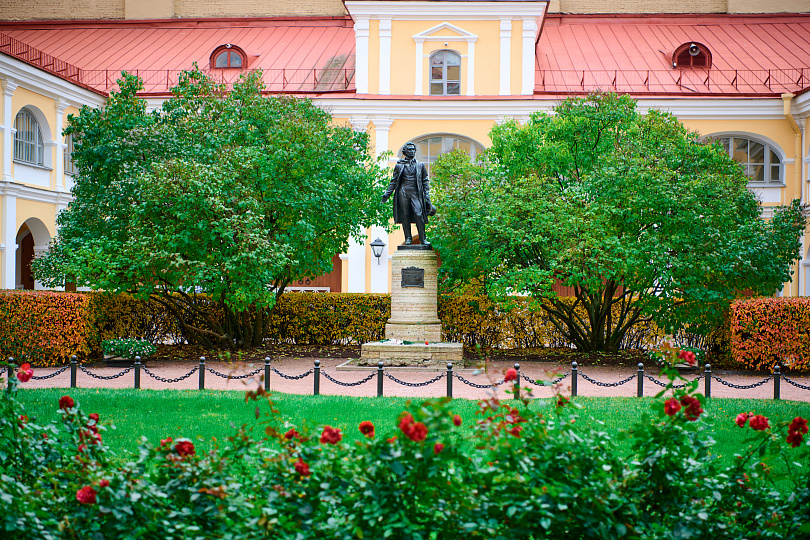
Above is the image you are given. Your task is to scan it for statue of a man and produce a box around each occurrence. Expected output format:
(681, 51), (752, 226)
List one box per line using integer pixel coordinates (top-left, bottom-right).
(382, 142), (436, 246)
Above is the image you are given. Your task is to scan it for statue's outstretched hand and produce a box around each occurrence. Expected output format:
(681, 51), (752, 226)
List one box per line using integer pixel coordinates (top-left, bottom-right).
(381, 193), (390, 203)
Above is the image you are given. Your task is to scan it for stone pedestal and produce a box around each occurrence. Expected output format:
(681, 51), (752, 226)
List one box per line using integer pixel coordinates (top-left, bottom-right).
(360, 245), (463, 367)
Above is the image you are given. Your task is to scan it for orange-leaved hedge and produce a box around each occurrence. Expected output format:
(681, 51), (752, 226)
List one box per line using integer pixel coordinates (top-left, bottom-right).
(730, 297), (810, 371)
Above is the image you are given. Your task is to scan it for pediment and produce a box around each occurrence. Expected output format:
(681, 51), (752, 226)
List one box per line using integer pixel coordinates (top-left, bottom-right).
(413, 22), (478, 43)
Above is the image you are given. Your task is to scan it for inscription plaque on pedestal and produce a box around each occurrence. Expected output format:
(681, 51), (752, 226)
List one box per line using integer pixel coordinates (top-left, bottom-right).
(401, 266), (425, 288)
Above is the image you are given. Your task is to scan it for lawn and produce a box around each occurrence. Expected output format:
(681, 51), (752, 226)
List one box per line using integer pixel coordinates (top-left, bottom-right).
(16, 388), (810, 471)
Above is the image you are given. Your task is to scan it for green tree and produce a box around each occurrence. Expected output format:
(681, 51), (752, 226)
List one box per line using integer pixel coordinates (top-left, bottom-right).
(430, 93), (805, 352)
(35, 69), (388, 348)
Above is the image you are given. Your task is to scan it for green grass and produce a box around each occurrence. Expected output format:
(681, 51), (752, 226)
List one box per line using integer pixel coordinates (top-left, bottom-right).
(15, 388), (810, 470)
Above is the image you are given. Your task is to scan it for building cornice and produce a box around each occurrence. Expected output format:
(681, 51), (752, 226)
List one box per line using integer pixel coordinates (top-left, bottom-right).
(345, 1), (548, 20)
(0, 54), (106, 108)
(0, 181), (73, 205)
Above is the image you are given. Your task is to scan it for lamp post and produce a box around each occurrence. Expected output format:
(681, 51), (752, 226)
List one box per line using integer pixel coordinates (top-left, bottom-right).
(370, 237), (386, 265)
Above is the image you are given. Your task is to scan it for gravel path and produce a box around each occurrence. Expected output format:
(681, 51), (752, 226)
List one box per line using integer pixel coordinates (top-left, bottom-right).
(18, 358), (810, 402)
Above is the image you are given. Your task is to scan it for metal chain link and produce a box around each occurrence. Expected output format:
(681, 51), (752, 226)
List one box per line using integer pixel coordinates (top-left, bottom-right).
(782, 375), (810, 391)
(270, 367), (313, 380)
(206, 366), (263, 380)
(30, 365), (71, 380)
(321, 371), (376, 387)
(385, 371), (445, 387)
(520, 371), (570, 386)
(142, 365), (199, 384)
(645, 373), (703, 389)
(0, 367), (6, 376)
(712, 375), (771, 390)
(78, 365), (132, 380)
(453, 372), (504, 389)
(579, 370), (637, 387)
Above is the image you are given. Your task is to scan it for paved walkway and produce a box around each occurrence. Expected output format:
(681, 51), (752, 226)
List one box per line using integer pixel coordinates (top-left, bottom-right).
(17, 357), (810, 402)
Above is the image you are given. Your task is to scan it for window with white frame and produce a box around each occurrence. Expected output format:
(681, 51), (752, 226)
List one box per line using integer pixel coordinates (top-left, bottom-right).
(714, 135), (783, 184)
(14, 108), (44, 166)
(407, 134), (484, 175)
(429, 50), (461, 96)
(64, 132), (78, 175)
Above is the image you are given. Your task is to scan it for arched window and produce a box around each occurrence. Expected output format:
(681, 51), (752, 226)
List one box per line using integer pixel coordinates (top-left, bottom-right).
(407, 134), (484, 175)
(14, 108), (44, 166)
(210, 44), (245, 69)
(672, 42), (712, 69)
(64, 132), (77, 175)
(429, 50), (461, 96)
(713, 135), (783, 184)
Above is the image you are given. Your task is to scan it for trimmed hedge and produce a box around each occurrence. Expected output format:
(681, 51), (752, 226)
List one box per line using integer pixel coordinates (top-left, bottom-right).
(731, 297), (810, 371)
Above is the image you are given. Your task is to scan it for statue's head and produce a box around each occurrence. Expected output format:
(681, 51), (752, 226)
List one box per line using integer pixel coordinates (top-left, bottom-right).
(401, 142), (416, 160)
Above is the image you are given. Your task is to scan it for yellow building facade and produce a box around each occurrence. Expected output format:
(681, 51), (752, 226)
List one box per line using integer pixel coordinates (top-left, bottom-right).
(1, 0), (810, 296)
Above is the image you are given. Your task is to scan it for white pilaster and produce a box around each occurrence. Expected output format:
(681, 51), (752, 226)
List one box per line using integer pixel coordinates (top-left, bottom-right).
(346, 232), (367, 293)
(2, 192), (16, 289)
(499, 18), (512, 96)
(521, 18), (538, 96)
(354, 18), (370, 94)
(350, 116), (369, 132)
(55, 99), (69, 191)
(33, 246), (47, 290)
(378, 18), (392, 95)
(466, 41), (476, 96)
(373, 117), (394, 159)
(2, 79), (18, 183)
(369, 225), (389, 293)
(414, 40), (424, 96)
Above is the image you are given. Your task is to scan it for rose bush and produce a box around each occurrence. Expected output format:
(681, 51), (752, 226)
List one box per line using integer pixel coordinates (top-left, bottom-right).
(1, 359), (809, 539)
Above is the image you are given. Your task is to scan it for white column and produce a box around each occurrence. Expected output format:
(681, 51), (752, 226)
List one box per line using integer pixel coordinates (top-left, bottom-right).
(2, 78), (18, 183)
(499, 18), (512, 96)
(466, 41), (476, 96)
(55, 99), (68, 191)
(369, 225), (389, 293)
(378, 18), (392, 95)
(521, 18), (538, 95)
(373, 117), (393, 159)
(345, 232), (367, 293)
(2, 192), (16, 289)
(414, 39), (424, 96)
(354, 18), (370, 94)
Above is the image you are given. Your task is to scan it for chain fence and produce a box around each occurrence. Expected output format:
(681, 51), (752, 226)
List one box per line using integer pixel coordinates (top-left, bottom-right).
(783, 375), (810, 391)
(270, 367), (313, 380)
(30, 365), (70, 380)
(206, 366), (262, 380)
(385, 371), (445, 387)
(454, 372), (505, 389)
(78, 365), (132, 380)
(143, 366), (199, 384)
(645, 373), (703, 389)
(321, 371), (376, 387)
(712, 375), (772, 390)
(580, 371), (637, 387)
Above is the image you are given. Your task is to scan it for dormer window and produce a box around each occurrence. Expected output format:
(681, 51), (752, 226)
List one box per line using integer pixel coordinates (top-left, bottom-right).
(210, 44), (245, 69)
(672, 42), (711, 69)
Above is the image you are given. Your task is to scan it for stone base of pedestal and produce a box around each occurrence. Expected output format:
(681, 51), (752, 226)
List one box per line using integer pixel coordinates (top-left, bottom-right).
(384, 322), (442, 342)
(359, 341), (463, 367)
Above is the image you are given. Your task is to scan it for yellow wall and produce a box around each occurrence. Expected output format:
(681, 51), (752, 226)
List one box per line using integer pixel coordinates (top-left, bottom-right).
(11, 88), (57, 189)
(386, 118), (492, 154)
(16, 199), (56, 238)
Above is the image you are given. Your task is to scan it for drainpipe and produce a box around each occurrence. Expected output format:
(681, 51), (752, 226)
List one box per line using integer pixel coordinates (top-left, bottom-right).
(782, 93), (803, 296)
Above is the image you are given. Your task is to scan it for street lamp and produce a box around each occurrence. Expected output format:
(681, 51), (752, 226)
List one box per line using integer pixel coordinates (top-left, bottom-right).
(370, 237), (387, 265)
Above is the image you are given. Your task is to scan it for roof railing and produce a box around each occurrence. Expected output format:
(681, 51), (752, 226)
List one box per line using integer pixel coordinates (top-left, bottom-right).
(0, 32), (83, 85)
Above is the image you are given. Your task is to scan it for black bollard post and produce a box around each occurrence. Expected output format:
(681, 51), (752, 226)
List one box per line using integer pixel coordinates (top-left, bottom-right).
(773, 364), (781, 400)
(704, 364), (712, 399)
(134, 356), (141, 389)
(199, 357), (206, 390)
(264, 357), (271, 393)
(571, 361), (578, 397)
(70, 356), (77, 388)
(514, 363), (521, 401)
(314, 360), (321, 396)
(446, 363), (453, 398)
(377, 361), (384, 397)
(637, 363), (644, 397)
(6, 358), (13, 392)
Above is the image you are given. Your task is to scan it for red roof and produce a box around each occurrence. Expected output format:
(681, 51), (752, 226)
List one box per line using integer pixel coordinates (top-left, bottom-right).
(537, 14), (810, 96)
(0, 17), (356, 95)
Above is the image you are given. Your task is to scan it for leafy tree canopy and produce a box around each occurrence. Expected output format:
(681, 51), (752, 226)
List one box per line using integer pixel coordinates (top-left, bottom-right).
(35, 69), (388, 348)
(430, 93), (805, 352)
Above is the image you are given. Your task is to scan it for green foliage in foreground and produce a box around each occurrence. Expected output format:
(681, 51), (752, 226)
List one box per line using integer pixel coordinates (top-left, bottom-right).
(3, 368), (810, 540)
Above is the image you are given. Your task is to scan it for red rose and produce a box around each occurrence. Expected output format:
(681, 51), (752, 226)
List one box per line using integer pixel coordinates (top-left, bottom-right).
(556, 396), (570, 408)
(76, 486), (97, 504)
(358, 421), (375, 438)
(174, 440), (196, 457)
(749, 415), (769, 431)
(17, 415), (28, 429)
(89, 413), (100, 422)
(504, 369), (518, 383)
(16, 363), (33, 383)
(679, 396), (703, 421)
(294, 458), (311, 477)
(787, 431), (804, 448)
(664, 398), (681, 417)
(452, 414), (462, 427)
(386, 436), (397, 444)
(98, 479), (110, 488)
(509, 425), (522, 437)
(735, 412), (751, 428)
(433, 442), (445, 455)
(59, 395), (75, 410)
(789, 417), (809, 435)
(160, 437), (173, 447)
(398, 413), (415, 434)
(78, 444), (87, 454)
(284, 428), (299, 440)
(407, 422), (428, 442)
(677, 350), (697, 367)
(319, 426), (342, 445)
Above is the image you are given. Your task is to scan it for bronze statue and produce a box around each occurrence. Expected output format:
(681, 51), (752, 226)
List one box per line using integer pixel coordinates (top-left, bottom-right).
(382, 142), (436, 245)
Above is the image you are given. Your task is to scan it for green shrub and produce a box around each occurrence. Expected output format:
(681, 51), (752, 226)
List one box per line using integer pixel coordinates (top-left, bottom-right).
(731, 298), (810, 371)
(101, 338), (156, 359)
